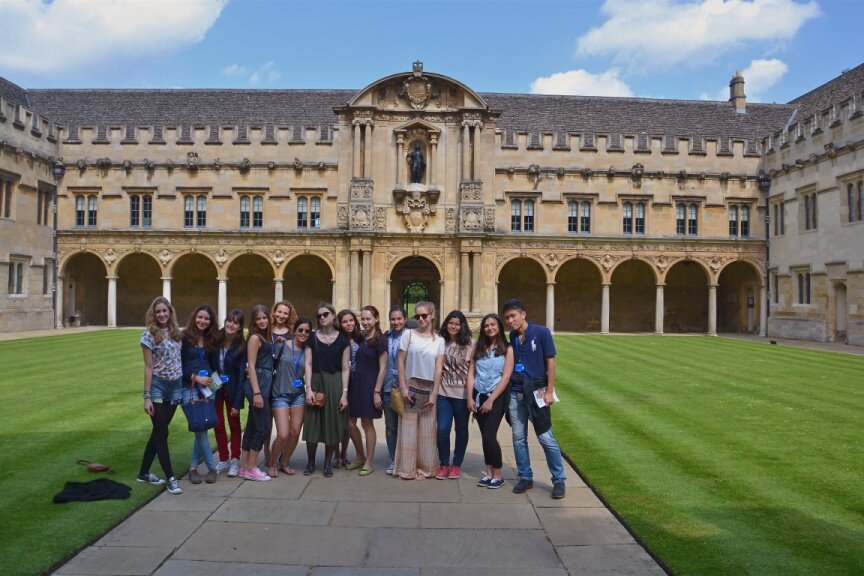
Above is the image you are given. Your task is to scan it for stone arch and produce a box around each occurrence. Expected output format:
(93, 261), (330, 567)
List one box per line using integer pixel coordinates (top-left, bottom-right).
(608, 256), (659, 284)
(166, 250), (218, 277)
(498, 257), (547, 325)
(386, 253), (444, 279)
(171, 253), (218, 326)
(554, 257), (602, 332)
(116, 252), (162, 326)
(60, 252), (107, 326)
(718, 260), (762, 334)
(496, 254), (551, 283)
(227, 253), (275, 319)
(610, 259), (655, 332)
(664, 260), (710, 333)
(282, 254), (334, 319)
(390, 256), (441, 318)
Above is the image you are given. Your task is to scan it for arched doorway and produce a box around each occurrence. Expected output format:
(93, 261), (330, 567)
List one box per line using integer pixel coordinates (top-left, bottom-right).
(283, 254), (333, 318)
(390, 257), (440, 319)
(664, 260), (709, 333)
(61, 252), (107, 326)
(497, 257), (546, 326)
(171, 253), (218, 326)
(117, 253), (162, 326)
(227, 254), (273, 319)
(834, 282), (847, 343)
(717, 261), (761, 334)
(554, 258), (602, 331)
(610, 259), (655, 332)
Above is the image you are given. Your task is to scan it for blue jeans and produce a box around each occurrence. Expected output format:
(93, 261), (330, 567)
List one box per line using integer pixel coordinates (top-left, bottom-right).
(382, 391), (398, 462)
(182, 387), (217, 470)
(509, 391), (566, 484)
(436, 396), (469, 467)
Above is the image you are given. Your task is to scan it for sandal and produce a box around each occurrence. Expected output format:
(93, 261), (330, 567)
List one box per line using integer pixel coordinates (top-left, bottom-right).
(280, 464), (295, 476)
(345, 459), (365, 471)
(359, 466), (374, 476)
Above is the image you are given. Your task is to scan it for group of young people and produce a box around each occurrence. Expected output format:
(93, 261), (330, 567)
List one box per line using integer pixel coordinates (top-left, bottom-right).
(136, 296), (566, 499)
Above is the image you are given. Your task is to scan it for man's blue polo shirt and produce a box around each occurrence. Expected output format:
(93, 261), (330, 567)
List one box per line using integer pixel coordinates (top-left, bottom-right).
(510, 322), (556, 391)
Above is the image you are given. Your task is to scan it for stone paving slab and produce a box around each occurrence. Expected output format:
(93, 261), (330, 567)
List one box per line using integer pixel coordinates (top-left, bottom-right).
(313, 569), (420, 576)
(211, 497), (336, 525)
(173, 522), (369, 566)
(366, 527), (562, 569)
(421, 570), (569, 576)
(420, 501), (539, 529)
(536, 507), (636, 547)
(142, 492), (228, 513)
(226, 475), (308, 499)
(94, 511), (209, 548)
(154, 560), (307, 576)
(55, 546), (173, 575)
(331, 501), (420, 528)
(301, 472), (461, 503)
(528, 485), (605, 508)
(557, 543), (668, 576)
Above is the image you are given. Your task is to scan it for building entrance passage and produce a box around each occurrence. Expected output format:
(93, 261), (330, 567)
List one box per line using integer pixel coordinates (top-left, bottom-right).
(390, 257), (440, 317)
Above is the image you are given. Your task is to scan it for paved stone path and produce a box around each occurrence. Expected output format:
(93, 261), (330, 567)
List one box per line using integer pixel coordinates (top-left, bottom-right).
(53, 420), (666, 576)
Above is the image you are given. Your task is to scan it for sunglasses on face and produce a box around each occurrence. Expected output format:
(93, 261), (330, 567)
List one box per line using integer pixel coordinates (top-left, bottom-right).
(317, 311), (331, 319)
(295, 328), (310, 334)
(414, 313), (430, 320)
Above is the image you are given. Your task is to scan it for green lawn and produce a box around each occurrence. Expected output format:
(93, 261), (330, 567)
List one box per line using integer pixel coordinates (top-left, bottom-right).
(554, 336), (864, 576)
(1, 332), (862, 576)
(0, 330), (194, 576)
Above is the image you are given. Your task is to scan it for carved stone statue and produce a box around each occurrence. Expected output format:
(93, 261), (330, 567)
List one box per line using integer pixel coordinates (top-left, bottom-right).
(408, 142), (425, 184)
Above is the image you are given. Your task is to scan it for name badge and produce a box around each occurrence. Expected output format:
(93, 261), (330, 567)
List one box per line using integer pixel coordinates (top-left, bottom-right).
(390, 367), (398, 376)
(293, 378), (304, 389)
(515, 363), (525, 373)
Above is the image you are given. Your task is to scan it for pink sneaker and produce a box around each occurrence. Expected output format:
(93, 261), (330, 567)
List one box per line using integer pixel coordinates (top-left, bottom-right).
(237, 468), (251, 479)
(435, 465), (450, 480)
(448, 465), (462, 479)
(245, 467), (272, 482)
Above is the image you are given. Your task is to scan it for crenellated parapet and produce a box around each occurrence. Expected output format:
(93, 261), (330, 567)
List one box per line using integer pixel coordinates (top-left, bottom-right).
(0, 96), (64, 159)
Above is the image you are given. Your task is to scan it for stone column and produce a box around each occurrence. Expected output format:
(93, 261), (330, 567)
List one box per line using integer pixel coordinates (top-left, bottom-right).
(363, 123), (373, 180)
(429, 135), (438, 187)
(352, 121), (362, 178)
(494, 281), (499, 313)
(759, 283), (767, 337)
(708, 284), (717, 336)
(55, 275), (64, 328)
(107, 276), (117, 328)
(601, 283), (610, 334)
(460, 252), (470, 310)
(655, 283), (665, 335)
(395, 135), (404, 186)
(471, 252), (481, 313)
(546, 282), (555, 333)
(439, 280), (445, 321)
(462, 124), (471, 180)
(361, 250), (371, 307)
(331, 278), (337, 306)
(217, 277), (228, 328)
(161, 276), (172, 301)
(274, 278), (283, 303)
(385, 280), (392, 316)
(349, 249), (360, 309)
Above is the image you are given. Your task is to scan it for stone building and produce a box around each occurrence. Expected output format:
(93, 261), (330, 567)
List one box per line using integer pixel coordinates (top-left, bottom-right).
(1, 62), (862, 344)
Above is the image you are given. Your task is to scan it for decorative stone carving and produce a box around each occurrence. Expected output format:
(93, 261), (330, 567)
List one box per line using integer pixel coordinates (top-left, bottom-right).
(272, 249), (286, 265)
(460, 181), (483, 201)
(337, 205), (349, 230)
(495, 252), (510, 268)
(186, 152), (199, 170)
(159, 249), (174, 265)
(484, 208), (495, 232)
(350, 178), (374, 200)
(445, 208), (457, 232)
(294, 157), (304, 171)
(238, 158), (252, 173)
(104, 248), (118, 264)
(214, 248), (229, 267)
(598, 253), (619, 271)
(460, 206), (483, 232)
(400, 197), (432, 233)
(122, 159), (133, 174)
(350, 205), (373, 230)
(541, 252), (563, 271)
(649, 255), (669, 272)
(374, 207), (387, 231)
(401, 73), (432, 110)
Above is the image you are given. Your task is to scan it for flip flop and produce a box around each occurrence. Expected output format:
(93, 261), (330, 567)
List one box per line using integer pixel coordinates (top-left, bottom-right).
(280, 464), (295, 476)
(345, 459), (365, 470)
(359, 467), (374, 476)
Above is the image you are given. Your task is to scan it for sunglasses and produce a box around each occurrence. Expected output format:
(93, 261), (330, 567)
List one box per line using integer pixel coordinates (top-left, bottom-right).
(295, 328), (310, 334)
(317, 311), (331, 319)
(414, 313), (430, 320)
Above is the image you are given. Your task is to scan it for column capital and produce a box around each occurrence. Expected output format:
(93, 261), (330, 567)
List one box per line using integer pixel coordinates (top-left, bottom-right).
(273, 278), (283, 283)
(105, 275), (119, 281)
(547, 281), (556, 286)
(655, 282), (666, 287)
(160, 276), (173, 281)
(217, 276), (229, 282)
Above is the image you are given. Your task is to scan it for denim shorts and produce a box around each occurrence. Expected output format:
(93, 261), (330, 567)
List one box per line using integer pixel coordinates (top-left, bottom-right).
(272, 391), (306, 409)
(150, 375), (182, 405)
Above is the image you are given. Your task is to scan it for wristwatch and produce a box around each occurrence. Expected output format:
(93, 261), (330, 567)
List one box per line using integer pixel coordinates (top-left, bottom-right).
(143, 391), (151, 399)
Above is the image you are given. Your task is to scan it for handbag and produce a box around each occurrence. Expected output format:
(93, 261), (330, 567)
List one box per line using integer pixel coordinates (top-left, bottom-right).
(309, 392), (326, 408)
(182, 388), (218, 432)
(389, 388), (404, 415)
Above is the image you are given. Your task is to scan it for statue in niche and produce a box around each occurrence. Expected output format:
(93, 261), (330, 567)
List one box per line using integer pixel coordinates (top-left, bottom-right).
(408, 142), (425, 184)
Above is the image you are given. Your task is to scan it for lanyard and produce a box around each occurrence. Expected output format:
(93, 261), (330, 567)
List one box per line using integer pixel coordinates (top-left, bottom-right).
(291, 339), (304, 378)
(219, 347), (226, 372)
(512, 335), (522, 364)
(389, 332), (401, 365)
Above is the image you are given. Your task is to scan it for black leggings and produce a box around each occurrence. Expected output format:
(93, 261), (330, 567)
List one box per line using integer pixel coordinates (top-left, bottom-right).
(242, 398), (271, 452)
(474, 393), (507, 469)
(139, 401), (178, 479)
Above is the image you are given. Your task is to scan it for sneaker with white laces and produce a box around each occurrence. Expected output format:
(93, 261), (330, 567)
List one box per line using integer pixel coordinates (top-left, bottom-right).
(166, 477), (183, 495)
(385, 462), (395, 475)
(244, 467), (272, 482)
(215, 460), (230, 473)
(487, 479), (505, 489)
(136, 472), (166, 485)
(227, 458), (240, 477)
(477, 476), (492, 487)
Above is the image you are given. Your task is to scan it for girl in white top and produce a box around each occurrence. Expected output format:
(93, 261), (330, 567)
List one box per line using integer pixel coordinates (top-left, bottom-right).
(394, 301), (445, 479)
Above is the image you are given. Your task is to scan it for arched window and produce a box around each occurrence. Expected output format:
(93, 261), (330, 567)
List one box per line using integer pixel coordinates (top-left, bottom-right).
(635, 202), (645, 234)
(142, 195), (152, 227)
(580, 201), (591, 233)
(567, 200), (578, 233)
(676, 203), (686, 235)
(740, 205), (749, 237)
(310, 196), (321, 229)
(184, 195), (194, 228)
(130, 195), (140, 227)
(297, 196), (308, 228)
(728, 205), (738, 236)
(523, 199), (535, 231)
(849, 184), (856, 223)
(511, 199), (521, 231)
(804, 195), (811, 230)
(87, 195), (98, 227)
(623, 201), (633, 234)
(687, 203), (698, 235)
(240, 195), (250, 228)
(252, 196), (263, 228)
(402, 281), (429, 316)
(75, 195), (85, 227)
(196, 195), (207, 227)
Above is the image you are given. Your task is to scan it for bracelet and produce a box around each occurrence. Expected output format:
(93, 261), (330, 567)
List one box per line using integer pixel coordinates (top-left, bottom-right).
(374, 391), (381, 394)
(342, 388), (348, 392)
(143, 391), (151, 399)
(253, 392), (262, 396)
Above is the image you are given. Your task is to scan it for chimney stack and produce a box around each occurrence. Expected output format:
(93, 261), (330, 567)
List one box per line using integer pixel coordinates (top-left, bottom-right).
(730, 71), (746, 113)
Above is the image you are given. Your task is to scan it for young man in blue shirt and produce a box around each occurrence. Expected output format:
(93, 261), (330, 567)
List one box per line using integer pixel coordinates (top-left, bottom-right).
(502, 298), (566, 499)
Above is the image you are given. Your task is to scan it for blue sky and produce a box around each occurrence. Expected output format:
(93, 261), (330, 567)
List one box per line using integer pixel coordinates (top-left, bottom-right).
(1, 0), (861, 103)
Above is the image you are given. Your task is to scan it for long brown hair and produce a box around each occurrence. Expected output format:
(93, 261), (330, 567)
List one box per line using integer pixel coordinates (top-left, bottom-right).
(213, 309), (246, 352)
(337, 308), (362, 343)
(361, 305), (382, 346)
(473, 313), (508, 361)
(144, 296), (181, 344)
(183, 303), (217, 351)
(248, 304), (271, 344)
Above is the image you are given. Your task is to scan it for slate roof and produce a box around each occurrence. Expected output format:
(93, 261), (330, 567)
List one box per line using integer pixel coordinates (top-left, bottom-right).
(0, 76), (31, 108)
(788, 62), (864, 120)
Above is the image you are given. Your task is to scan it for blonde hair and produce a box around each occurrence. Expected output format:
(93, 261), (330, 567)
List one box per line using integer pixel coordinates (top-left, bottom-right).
(144, 296), (181, 344)
(271, 300), (298, 331)
(414, 300), (437, 335)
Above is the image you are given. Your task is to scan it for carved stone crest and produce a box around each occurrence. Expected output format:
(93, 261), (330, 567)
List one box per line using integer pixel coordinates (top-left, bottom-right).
(460, 207), (483, 232)
(350, 205), (373, 230)
(400, 197), (432, 232)
(104, 248), (118, 265)
(445, 208), (457, 232)
(350, 178), (374, 200)
(484, 208), (495, 232)
(337, 205), (349, 230)
(598, 253), (619, 271)
(401, 76), (432, 110)
(460, 181), (483, 201)
(374, 207), (387, 231)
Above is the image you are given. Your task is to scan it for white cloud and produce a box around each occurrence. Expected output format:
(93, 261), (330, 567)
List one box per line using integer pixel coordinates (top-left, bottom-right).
(0, 0), (226, 76)
(222, 64), (248, 77)
(700, 58), (789, 101)
(531, 68), (634, 97)
(224, 61), (281, 86)
(576, 0), (820, 72)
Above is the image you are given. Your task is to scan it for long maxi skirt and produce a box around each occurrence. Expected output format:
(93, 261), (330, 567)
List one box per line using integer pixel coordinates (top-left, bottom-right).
(303, 370), (347, 445)
(394, 377), (438, 479)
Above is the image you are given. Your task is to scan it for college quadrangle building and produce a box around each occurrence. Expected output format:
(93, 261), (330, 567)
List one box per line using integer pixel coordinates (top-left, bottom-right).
(1, 61), (862, 345)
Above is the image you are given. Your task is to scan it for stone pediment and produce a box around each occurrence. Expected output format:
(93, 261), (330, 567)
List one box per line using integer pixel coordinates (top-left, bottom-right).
(342, 62), (488, 113)
(393, 119), (442, 135)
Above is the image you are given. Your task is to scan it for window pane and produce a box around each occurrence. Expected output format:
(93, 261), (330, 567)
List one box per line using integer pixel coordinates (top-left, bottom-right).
(253, 196), (263, 228)
(623, 202), (632, 234)
(130, 195), (140, 227)
(196, 196), (206, 227)
(849, 184), (856, 223)
(857, 181), (863, 221)
(804, 195), (810, 230)
(16, 263), (23, 294)
(142, 196), (152, 226)
(297, 196), (307, 228)
(524, 200), (534, 232)
(729, 206), (738, 236)
(581, 201), (591, 233)
(741, 205), (749, 237)
(635, 202), (645, 234)
(184, 195), (193, 227)
(688, 204), (697, 235)
(311, 196), (320, 229)
(76, 196), (85, 227)
(87, 196), (97, 227)
(7, 262), (12, 294)
(240, 196), (249, 228)
(511, 200), (521, 231)
(811, 195), (817, 228)
(798, 273), (804, 304)
(676, 204), (685, 234)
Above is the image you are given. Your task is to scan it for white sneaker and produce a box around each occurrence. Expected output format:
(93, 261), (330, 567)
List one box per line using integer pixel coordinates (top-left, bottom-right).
(385, 462), (395, 475)
(215, 460), (230, 473)
(227, 458), (240, 477)
(166, 477), (183, 495)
